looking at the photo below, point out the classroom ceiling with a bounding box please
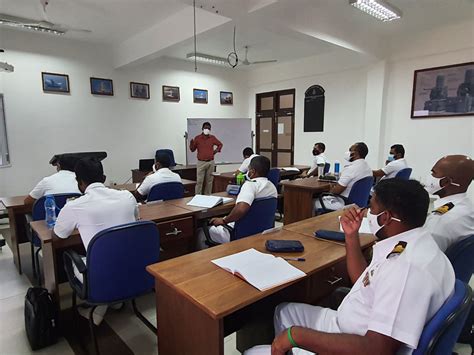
[1,0,473,68]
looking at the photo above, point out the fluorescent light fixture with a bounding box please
[0,20,64,35]
[186,52,228,65]
[350,0,402,22]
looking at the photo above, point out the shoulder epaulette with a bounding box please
[386,241,407,259]
[432,202,455,215]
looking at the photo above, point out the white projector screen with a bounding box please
[186,118,253,165]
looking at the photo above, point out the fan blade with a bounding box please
[55,26,92,33]
[250,60,278,64]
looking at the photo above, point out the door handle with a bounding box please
[326,276,343,285]
[165,227,182,236]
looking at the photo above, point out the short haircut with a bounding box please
[58,155,77,172]
[74,158,104,185]
[373,179,429,228]
[315,142,326,152]
[243,147,254,157]
[155,151,171,168]
[249,155,270,177]
[354,142,369,158]
[391,144,405,157]
[202,122,211,129]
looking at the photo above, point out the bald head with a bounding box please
[431,155,474,195]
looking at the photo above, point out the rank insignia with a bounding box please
[387,241,407,259]
[433,202,454,215]
[363,271,370,287]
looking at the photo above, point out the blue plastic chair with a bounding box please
[395,168,412,180]
[63,221,160,354]
[148,182,184,202]
[267,168,281,190]
[155,149,176,167]
[445,235,474,284]
[324,163,331,175]
[318,176,373,213]
[413,279,472,354]
[28,193,81,281]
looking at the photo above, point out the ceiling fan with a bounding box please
[241,45,277,66]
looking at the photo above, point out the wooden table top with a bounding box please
[0,195,28,209]
[280,177,333,191]
[214,166,310,179]
[112,179,196,192]
[166,192,235,214]
[146,212,375,320]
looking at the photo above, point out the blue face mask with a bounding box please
[387,154,395,162]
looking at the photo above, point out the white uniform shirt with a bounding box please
[381,158,408,180]
[337,228,455,354]
[54,183,138,250]
[236,177,278,205]
[423,193,474,252]
[337,159,372,198]
[308,153,327,175]
[29,170,81,199]
[137,168,182,196]
[238,154,259,174]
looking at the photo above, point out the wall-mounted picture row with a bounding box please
[41,72,232,104]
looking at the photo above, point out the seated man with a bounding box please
[53,158,138,325]
[201,155,277,245]
[315,142,371,211]
[246,179,455,355]
[373,144,408,181]
[24,155,81,205]
[304,142,327,178]
[236,147,259,175]
[133,151,182,202]
[423,154,474,252]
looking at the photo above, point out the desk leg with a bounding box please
[7,208,22,274]
[156,279,224,355]
[283,188,314,225]
[42,242,60,308]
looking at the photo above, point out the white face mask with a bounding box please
[343,151,352,162]
[245,171,252,181]
[424,174,460,195]
[387,154,395,162]
[203,128,210,135]
[367,208,401,238]
[152,163,157,173]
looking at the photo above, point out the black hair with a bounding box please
[58,155,77,172]
[249,155,270,177]
[74,158,104,185]
[155,151,171,168]
[354,142,369,158]
[315,142,326,152]
[373,179,429,228]
[242,147,254,157]
[391,144,405,157]
[202,122,211,129]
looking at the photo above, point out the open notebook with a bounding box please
[187,195,234,208]
[211,248,306,291]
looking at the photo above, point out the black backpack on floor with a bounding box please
[24,287,58,350]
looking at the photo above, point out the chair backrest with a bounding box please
[148,182,184,202]
[347,176,373,208]
[324,163,331,174]
[267,168,281,189]
[395,167,412,180]
[86,221,160,303]
[156,149,176,167]
[32,193,82,221]
[445,235,474,283]
[413,279,472,355]
[233,197,277,240]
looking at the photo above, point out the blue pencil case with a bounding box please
[314,230,345,242]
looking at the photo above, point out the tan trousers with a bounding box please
[196,160,215,195]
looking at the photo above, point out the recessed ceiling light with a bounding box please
[350,0,402,22]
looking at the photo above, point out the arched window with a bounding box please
[304,85,325,132]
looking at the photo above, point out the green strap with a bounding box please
[287,326,298,348]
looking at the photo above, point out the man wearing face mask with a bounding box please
[189,122,223,195]
[315,142,372,211]
[245,179,455,355]
[372,144,408,181]
[199,156,277,245]
[305,142,327,178]
[423,155,474,252]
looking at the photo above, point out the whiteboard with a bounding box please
[186,118,252,165]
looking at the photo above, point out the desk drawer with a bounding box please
[156,217,195,260]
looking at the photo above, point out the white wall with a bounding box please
[0,29,249,196]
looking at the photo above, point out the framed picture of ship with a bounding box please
[90,77,114,96]
[411,62,474,118]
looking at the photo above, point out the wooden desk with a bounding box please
[280,178,333,225]
[166,191,235,220]
[0,195,30,274]
[146,211,375,355]
[132,165,198,183]
[112,178,197,197]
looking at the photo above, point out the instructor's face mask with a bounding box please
[343,151,352,162]
[203,128,210,135]
[424,174,460,195]
[367,209,401,238]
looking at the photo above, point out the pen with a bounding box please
[284,257,306,262]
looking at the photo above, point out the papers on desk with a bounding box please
[339,216,371,234]
[186,194,234,208]
[282,167,300,172]
[211,248,306,291]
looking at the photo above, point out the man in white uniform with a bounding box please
[305,142,327,178]
[54,158,138,325]
[423,154,474,252]
[246,179,455,355]
[25,155,81,205]
[373,144,409,181]
[133,151,182,201]
[202,155,277,245]
[315,142,372,211]
[236,147,259,175]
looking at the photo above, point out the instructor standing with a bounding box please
[189,122,223,195]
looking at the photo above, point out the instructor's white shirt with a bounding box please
[29,170,80,199]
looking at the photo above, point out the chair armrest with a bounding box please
[63,250,87,299]
[317,193,350,213]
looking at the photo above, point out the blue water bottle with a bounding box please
[334,161,340,179]
[45,195,57,229]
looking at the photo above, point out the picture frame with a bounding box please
[130,82,150,99]
[90,77,114,96]
[411,62,474,118]
[193,88,208,104]
[220,91,233,105]
[42,72,70,93]
[162,85,180,102]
